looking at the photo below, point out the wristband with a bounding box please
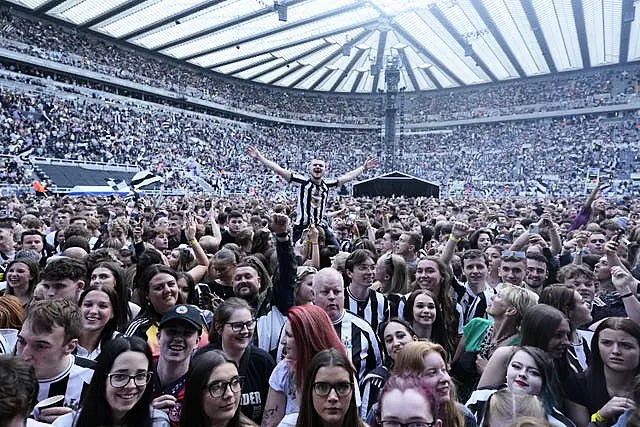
[305,239,312,244]
[189,239,198,246]
[620,291,634,299]
[591,412,606,423]
[449,235,461,243]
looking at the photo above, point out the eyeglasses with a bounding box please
[225,319,256,332]
[208,376,244,398]
[501,250,525,260]
[107,372,152,388]
[312,381,353,397]
[379,422,436,427]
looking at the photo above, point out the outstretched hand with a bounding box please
[247,146,261,160]
[363,158,379,171]
[269,213,290,235]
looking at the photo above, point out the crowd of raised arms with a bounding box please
[1,150,640,427]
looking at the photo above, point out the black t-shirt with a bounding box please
[195,343,275,424]
[220,229,238,247]
[205,280,236,300]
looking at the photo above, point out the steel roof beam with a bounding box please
[308,68,334,91]
[430,4,497,81]
[245,40,332,80]
[208,19,377,69]
[571,0,591,68]
[471,0,526,77]
[152,0,309,52]
[371,30,387,93]
[81,0,147,29]
[34,0,67,13]
[267,63,305,85]
[521,0,557,73]
[287,28,373,88]
[619,0,635,64]
[227,55,278,76]
[392,23,465,86]
[397,49,419,91]
[121,0,226,40]
[351,71,365,93]
[178,2,363,61]
[419,67,442,90]
[329,48,366,92]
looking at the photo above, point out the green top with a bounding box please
[463,318,519,352]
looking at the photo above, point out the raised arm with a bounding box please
[185,214,209,283]
[247,146,292,181]
[336,158,378,186]
[441,221,468,267]
[270,213,296,316]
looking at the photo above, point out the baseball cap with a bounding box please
[159,304,203,332]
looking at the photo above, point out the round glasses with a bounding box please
[312,381,353,397]
[208,376,244,398]
[107,371,152,388]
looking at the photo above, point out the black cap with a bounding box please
[159,304,203,332]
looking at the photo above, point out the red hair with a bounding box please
[288,305,346,390]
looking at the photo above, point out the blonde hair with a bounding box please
[483,390,545,427]
[509,416,552,427]
[500,285,539,319]
[394,341,463,427]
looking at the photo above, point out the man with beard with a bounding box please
[344,249,389,332]
[151,304,203,427]
[247,146,377,242]
[524,253,548,295]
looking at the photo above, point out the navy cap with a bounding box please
[159,304,203,332]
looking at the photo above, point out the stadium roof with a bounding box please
[9,0,640,93]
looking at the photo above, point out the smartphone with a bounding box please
[613,229,625,242]
[529,224,539,234]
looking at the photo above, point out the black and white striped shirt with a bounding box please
[456,283,497,326]
[333,310,383,383]
[345,288,389,333]
[37,355,95,410]
[289,174,338,226]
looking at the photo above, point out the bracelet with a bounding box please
[189,239,198,246]
[620,291,634,299]
[590,412,606,423]
[449,235,461,242]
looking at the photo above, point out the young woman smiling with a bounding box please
[77,285,124,360]
[197,298,275,424]
[52,336,168,427]
[466,346,574,427]
[5,257,40,308]
[403,289,454,357]
[179,349,257,427]
[360,319,417,419]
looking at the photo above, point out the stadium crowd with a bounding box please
[1,7,640,125]
[1,75,639,197]
[1,168,640,427]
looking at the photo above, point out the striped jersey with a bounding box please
[37,355,94,410]
[345,287,389,333]
[332,310,383,382]
[289,174,338,226]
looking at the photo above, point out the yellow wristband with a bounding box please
[449,235,461,242]
[189,240,198,246]
[591,412,606,423]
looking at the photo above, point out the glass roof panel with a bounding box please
[439,0,517,79]
[130,0,262,49]
[430,66,455,88]
[216,53,277,74]
[628,4,640,61]
[396,13,477,85]
[94,0,203,37]
[48,0,129,25]
[182,18,367,67]
[481,0,549,75]
[6,0,51,9]
[531,0,582,70]
[234,58,285,79]
[277,64,315,87]
[163,0,362,58]
[317,68,341,91]
[583,0,621,65]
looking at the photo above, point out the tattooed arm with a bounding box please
[261,387,286,427]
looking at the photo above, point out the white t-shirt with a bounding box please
[268,359,299,416]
